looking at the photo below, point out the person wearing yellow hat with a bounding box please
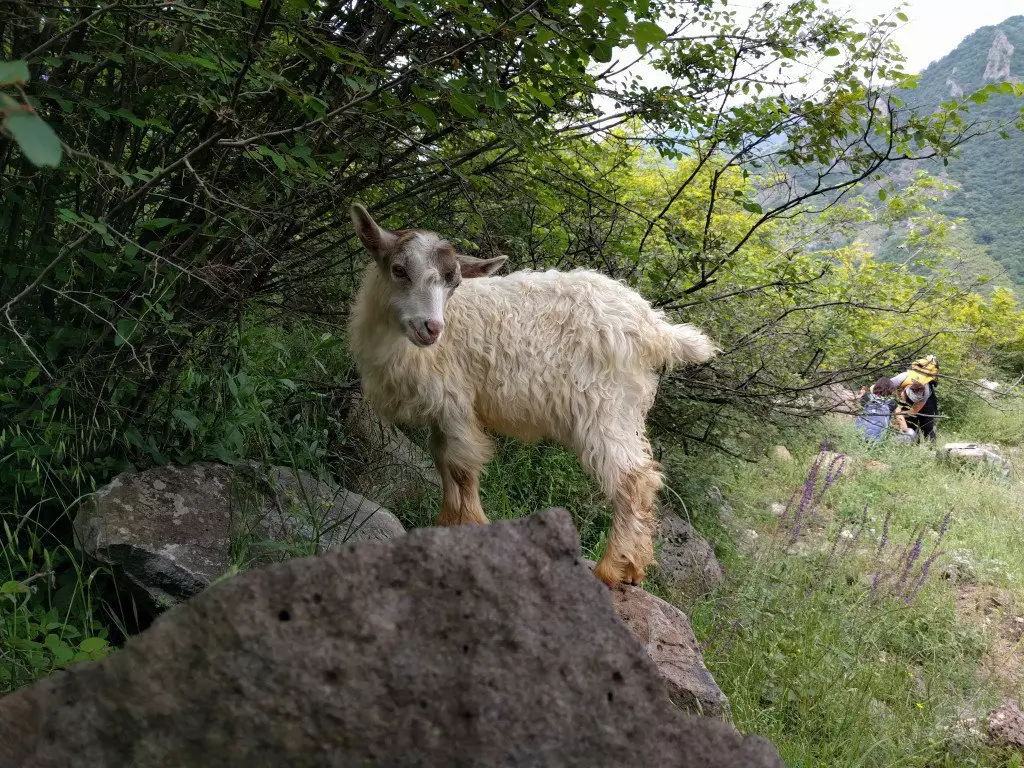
[889,355,940,442]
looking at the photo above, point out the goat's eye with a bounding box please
[445,270,457,284]
[391,265,407,280]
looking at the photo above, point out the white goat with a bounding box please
[347,204,716,585]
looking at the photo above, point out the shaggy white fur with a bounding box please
[347,206,717,585]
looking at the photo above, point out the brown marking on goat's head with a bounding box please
[350,203,508,348]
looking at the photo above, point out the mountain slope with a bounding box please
[903,16,1024,284]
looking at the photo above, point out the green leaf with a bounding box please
[23,367,39,387]
[824,47,841,57]
[141,218,177,230]
[484,89,508,110]
[0,60,30,85]
[591,40,613,63]
[79,636,108,653]
[115,318,135,347]
[1,579,26,594]
[113,108,147,128]
[896,11,908,21]
[4,111,63,167]
[530,89,555,108]
[742,201,763,214]
[172,409,200,431]
[410,102,438,129]
[878,188,887,201]
[632,21,667,50]
[449,92,479,118]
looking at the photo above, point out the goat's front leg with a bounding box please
[429,421,492,526]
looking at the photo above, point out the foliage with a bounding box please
[1,521,120,694]
[895,15,1024,284]
[681,418,1024,767]
[0,58,62,167]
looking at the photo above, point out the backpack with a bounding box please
[855,395,893,441]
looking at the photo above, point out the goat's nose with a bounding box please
[425,318,444,339]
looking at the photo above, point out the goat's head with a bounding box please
[351,203,507,347]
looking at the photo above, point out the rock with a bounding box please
[940,549,978,585]
[73,463,404,612]
[984,30,1014,82]
[815,451,851,478]
[1,509,784,768]
[341,392,441,507]
[868,697,892,722]
[768,502,787,516]
[769,445,792,462]
[739,529,759,554]
[941,442,1013,478]
[815,383,859,416]
[610,583,730,717]
[988,700,1024,750]
[656,513,725,598]
[706,486,737,528]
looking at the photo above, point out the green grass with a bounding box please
[673,401,1024,767]
[0,521,124,694]
[391,435,614,562]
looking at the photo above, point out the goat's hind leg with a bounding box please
[429,422,491,526]
[592,460,661,586]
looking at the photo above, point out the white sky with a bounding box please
[841,0,1021,73]
[595,1,1021,113]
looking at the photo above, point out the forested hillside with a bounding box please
[890,16,1024,283]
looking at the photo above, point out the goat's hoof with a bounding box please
[593,560,646,588]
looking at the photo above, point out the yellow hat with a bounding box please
[910,356,938,380]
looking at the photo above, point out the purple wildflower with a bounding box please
[877,511,892,555]
[894,528,925,597]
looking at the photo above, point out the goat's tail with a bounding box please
[658,321,718,368]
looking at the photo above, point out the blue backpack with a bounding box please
[855,395,893,441]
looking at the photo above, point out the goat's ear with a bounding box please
[457,253,507,279]
[350,203,396,257]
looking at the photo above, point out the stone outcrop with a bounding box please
[655,512,725,598]
[73,463,404,612]
[811,382,858,417]
[2,509,783,768]
[611,582,730,717]
[984,31,1014,82]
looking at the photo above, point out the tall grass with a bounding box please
[676,408,1024,767]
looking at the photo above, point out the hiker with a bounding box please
[855,376,904,441]
[890,355,940,442]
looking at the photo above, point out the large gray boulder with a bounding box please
[611,582,730,717]
[341,392,442,507]
[73,462,403,611]
[3,509,783,768]
[655,513,725,599]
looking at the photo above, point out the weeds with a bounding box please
[682,420,1022,767]
[1,520,126,694]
